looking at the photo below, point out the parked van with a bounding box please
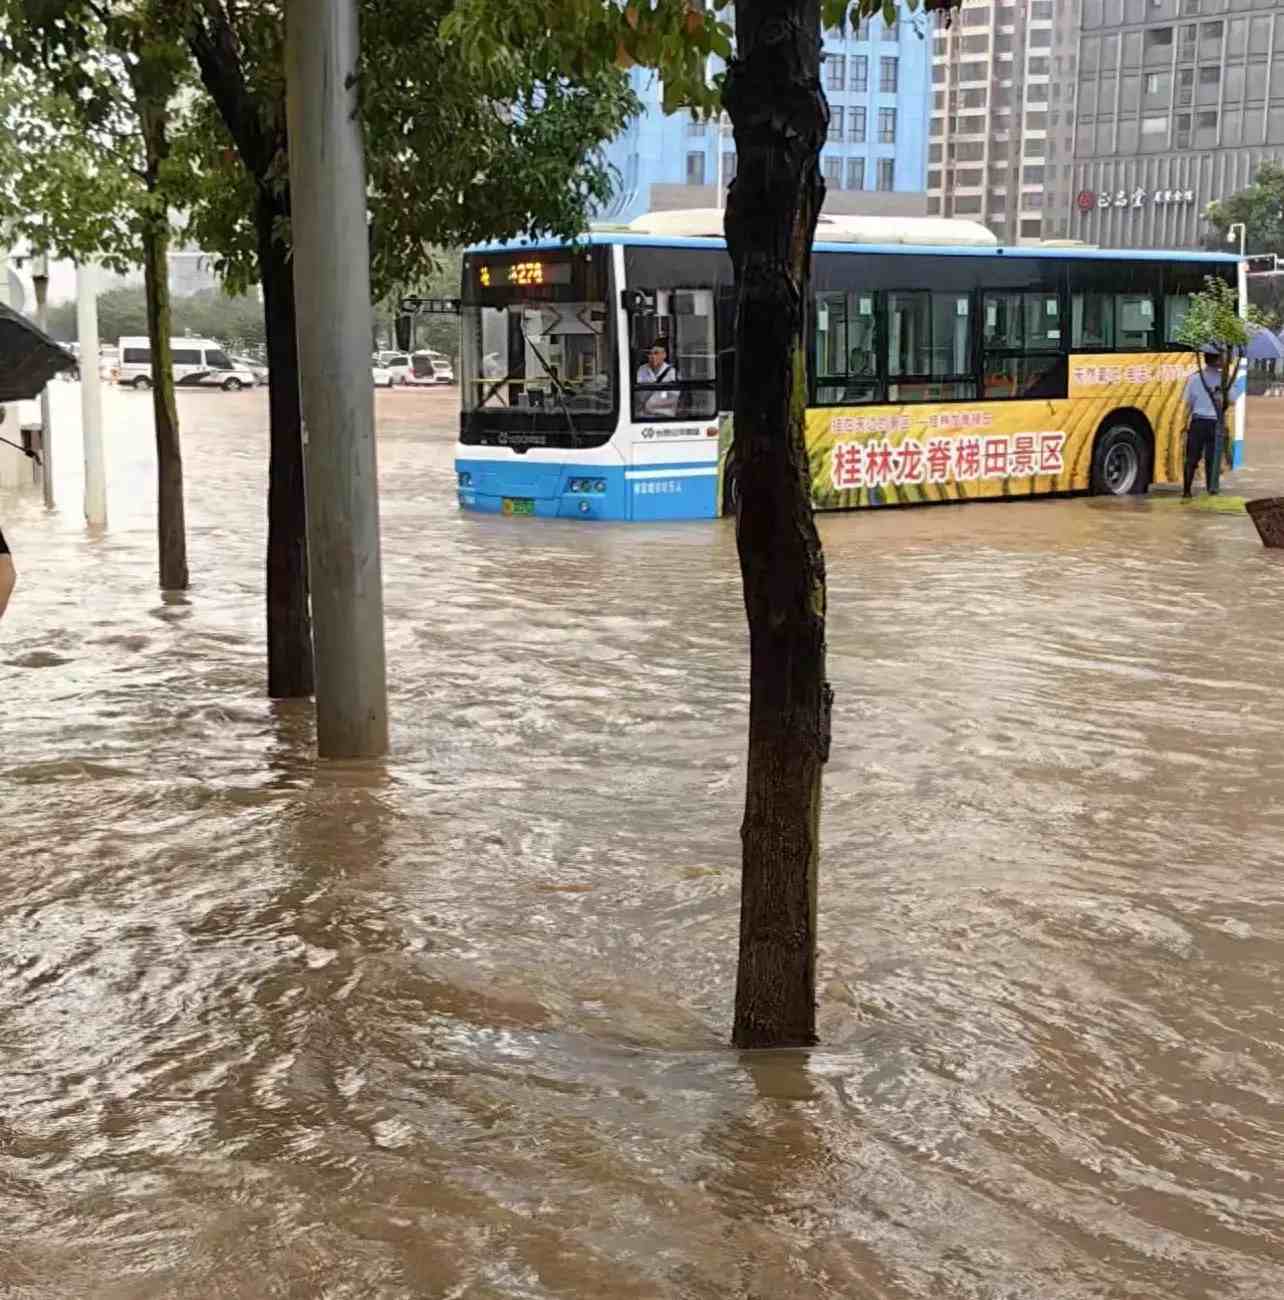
[114,337,258,391]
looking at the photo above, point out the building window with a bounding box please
[825,53,846,91]
[829,106,844,141]
[847,158,865,191]
[1175,111,1192,148]
[878,108,897,143]
[687,117,706,137]
[850,106,867,143]
[686,152,706,186]
[852,55,869,93]
[823,155,843,189]
[876,158,895,191]
[1020,219,1043,239]
[1180,0,1201,13]
[880,56,898,93]
[882,19,898,40]
[1146,26,1174,55]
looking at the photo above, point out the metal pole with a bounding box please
[32,255,54,509]
[285,0,389,759]
[76,262,107,528]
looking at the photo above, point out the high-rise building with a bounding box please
[927,1,1080,245]
[1071,0,1284,250]
[600,12,931,222]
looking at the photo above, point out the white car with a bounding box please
[372,363,396,388]
[380,353,412,385]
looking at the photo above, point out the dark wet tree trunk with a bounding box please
[188,3,314,697]
[724,0,830,1049]
[256,187,314,698]
[137,88,188,591]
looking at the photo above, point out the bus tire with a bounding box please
[722,461,740,517]
[1091,417,1151,496]
[222,377,243,392]
[132,375,151,391]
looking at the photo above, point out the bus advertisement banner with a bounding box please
[800,352,1204,510]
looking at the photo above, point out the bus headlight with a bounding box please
[568,478,606,494]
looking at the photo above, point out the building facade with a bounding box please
[1072,0,1284,250]
[928,0,1081,244]
[601,11,931,222]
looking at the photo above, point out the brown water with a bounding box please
[2,384,1282,1299]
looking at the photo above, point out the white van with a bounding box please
[114,337,258,391]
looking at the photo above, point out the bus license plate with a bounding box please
[502,497,534,517]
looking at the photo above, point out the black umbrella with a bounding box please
[0,300,77,403]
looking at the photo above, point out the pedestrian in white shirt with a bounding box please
[1182,350,1223,498]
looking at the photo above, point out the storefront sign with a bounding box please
[1077,187,1196,212]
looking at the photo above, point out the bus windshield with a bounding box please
[461,248,616,437]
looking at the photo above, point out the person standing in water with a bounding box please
[1183,349,1224,498]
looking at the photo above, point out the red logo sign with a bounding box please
[1077,190,1096,212]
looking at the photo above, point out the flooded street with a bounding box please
[2,382,1283,1298]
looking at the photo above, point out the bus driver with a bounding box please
[636,339,679,417]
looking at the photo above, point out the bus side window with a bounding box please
[716,284,736,411]
[1165,294,1192,343]
[1072,294,1115,349]
[814,291,878,405]
[981,291,1066,400]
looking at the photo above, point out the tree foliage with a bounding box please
[1204,162,1284,257]
[1174,274,1271,426]
[0,0,194,269]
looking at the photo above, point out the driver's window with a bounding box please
[207,349,232,370]
[630,287,717,421]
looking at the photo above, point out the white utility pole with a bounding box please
[31,255,54,508]
[76,262,107,527]
[285,0,389,759]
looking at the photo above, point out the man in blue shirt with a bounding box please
[1182,350,1224,498]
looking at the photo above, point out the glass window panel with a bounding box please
[1072,294,1116,348]
[1117,294,1156,347]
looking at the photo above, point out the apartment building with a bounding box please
[1072,0,1284,249]
[928,0,1081,244]
[601,11,930,221]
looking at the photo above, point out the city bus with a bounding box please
[455,212,1244,521]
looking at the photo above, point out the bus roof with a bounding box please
[468,231,1240,265]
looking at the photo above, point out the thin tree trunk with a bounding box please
[139,96,189,592]
[724,0,830,1050]
[256,187,314,698]
[187,5,313,697]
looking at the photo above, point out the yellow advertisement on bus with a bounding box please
[804,352,1202,510]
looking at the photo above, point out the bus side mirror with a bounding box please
[395,314,412,351]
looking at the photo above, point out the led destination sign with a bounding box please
[476,260,573,289]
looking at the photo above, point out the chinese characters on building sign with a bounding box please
[1077,188,1196,212]
[1073,363,1190,385]
[830,432,1066,491]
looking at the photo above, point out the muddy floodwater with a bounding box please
[2,382,1283,1299]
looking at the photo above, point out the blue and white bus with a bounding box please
[455,212,1243,521]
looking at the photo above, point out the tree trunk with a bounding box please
[724,0,830,1050]
[139,96,189,592]
[256,187,314,699]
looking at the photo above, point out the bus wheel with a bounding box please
[222,377,243,392]
[132,375,151,391]
[722,462,740,516]
[1091,419,1149,496]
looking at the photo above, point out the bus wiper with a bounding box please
[521,321,579,449]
